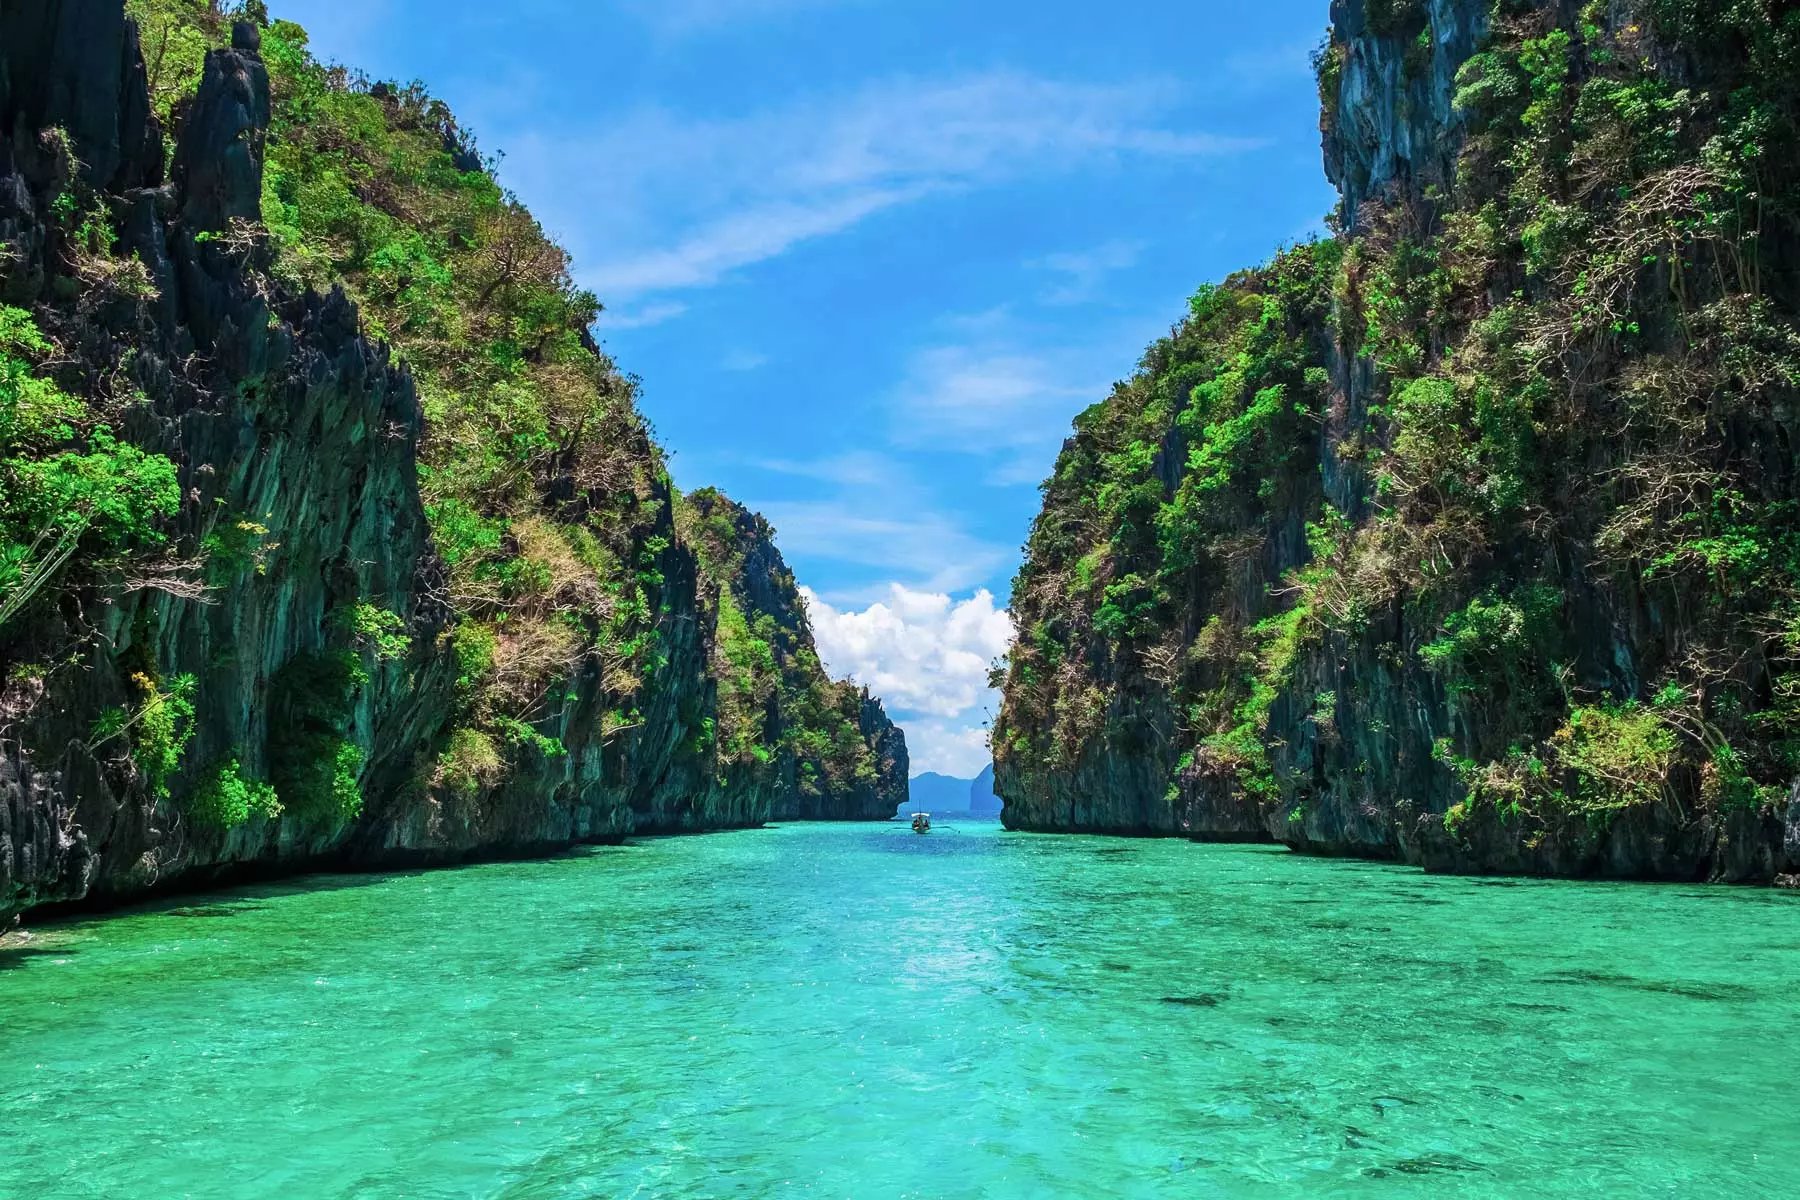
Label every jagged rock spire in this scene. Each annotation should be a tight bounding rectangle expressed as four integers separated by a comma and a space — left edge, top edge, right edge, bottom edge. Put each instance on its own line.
172, 21, 271, 232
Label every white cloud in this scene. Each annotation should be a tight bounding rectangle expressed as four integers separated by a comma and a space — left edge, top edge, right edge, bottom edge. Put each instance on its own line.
895, 347, 1096, 440
722, 350, 771, 372
738, 452, 1012, 594
803, 585, 1014, 717
1222, 39, 1321, 89
803, 585, 1015, 777
587, 186, 930, 297
888, 345, 1106, 486
499, 71, 1254, 304
764, 503, 1009, 596
752, 450, 894, 489
1033, 239, 1146, 306
595, 300, 689, 330
883, 298, 1197, 490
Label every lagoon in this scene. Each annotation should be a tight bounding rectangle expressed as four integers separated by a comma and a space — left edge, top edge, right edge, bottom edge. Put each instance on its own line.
5, 821, 1799, 1197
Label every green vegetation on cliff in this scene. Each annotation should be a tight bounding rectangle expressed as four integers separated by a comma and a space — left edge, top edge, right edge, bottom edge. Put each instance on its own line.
996, 0, 1800, 878
0, 0, 903, 915
1002, 242, 1339, 804
131, 3, 676, 806
678, 489, 890, 803
1, 303, 181, 630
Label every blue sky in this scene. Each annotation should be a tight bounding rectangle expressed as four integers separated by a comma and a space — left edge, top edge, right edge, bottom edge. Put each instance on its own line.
274, 0, 1338, 776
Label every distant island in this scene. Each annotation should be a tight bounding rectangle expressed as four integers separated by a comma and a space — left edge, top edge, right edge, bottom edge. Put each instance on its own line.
897, 769, 1002, 819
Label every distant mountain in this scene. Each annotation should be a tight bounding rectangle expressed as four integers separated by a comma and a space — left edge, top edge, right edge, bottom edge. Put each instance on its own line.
898, 773, 972, 815
894, 771, 1004, 819
969, 766, 1001, 816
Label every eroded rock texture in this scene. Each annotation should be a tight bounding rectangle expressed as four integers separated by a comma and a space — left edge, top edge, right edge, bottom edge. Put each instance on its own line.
0, 4, 905, 921
995, 0, 1800, 883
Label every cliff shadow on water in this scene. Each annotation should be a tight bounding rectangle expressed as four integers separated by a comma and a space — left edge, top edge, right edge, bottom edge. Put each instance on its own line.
0, 0, 906, 924
994, 0, 1800, 885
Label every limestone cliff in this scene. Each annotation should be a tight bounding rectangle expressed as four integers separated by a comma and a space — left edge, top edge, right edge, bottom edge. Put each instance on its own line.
996, 0, 1800, 883
681, 488, 908, 824
0, 2, 905, 922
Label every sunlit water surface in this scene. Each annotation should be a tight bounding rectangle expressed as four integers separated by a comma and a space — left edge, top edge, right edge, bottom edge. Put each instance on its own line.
5, 821, 1800, 1197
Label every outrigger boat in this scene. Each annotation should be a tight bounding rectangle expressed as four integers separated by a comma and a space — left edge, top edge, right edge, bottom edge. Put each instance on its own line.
912, 812, 931, 834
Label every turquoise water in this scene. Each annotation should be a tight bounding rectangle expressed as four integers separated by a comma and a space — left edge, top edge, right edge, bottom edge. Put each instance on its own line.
5, 822, 1800, 1198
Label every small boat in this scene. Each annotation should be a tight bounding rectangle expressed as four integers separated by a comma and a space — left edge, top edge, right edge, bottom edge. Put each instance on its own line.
912, 812, 931, 834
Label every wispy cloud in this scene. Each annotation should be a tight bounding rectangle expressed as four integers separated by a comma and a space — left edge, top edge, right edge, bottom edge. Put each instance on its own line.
1033, 239, 1146, 306
733, 451, 1013, 594
722, 350, 770, 372
888, 344, 1107, 486
588, 187, 930, 297
616, 0, 861, 35
595, 300, 689, 330
752, 450, 895, 489
499, 71, 1256, 305
762, 502, 1010, 597
1222, 39, 1322, 89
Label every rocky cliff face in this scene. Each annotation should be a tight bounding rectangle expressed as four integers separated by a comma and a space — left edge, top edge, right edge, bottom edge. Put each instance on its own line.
0, 4, 904, 923
996, 0, 1800, 883
1321, 0, 1491, 227
682, 489, 908, 824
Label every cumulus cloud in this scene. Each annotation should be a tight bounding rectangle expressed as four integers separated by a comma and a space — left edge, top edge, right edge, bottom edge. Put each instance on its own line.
803, 585, 1014, 717
802, 585, 1015, 777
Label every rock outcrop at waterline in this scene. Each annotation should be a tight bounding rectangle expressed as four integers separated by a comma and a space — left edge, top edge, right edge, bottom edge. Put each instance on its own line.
995, 0, 1800, 883
0, 3, 905, 922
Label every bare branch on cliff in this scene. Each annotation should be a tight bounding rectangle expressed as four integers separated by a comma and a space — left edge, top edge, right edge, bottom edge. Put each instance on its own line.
120, 560, 219, 606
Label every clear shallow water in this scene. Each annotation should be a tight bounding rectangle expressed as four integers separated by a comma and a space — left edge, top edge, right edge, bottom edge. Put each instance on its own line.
4, 823, 1800, 1198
